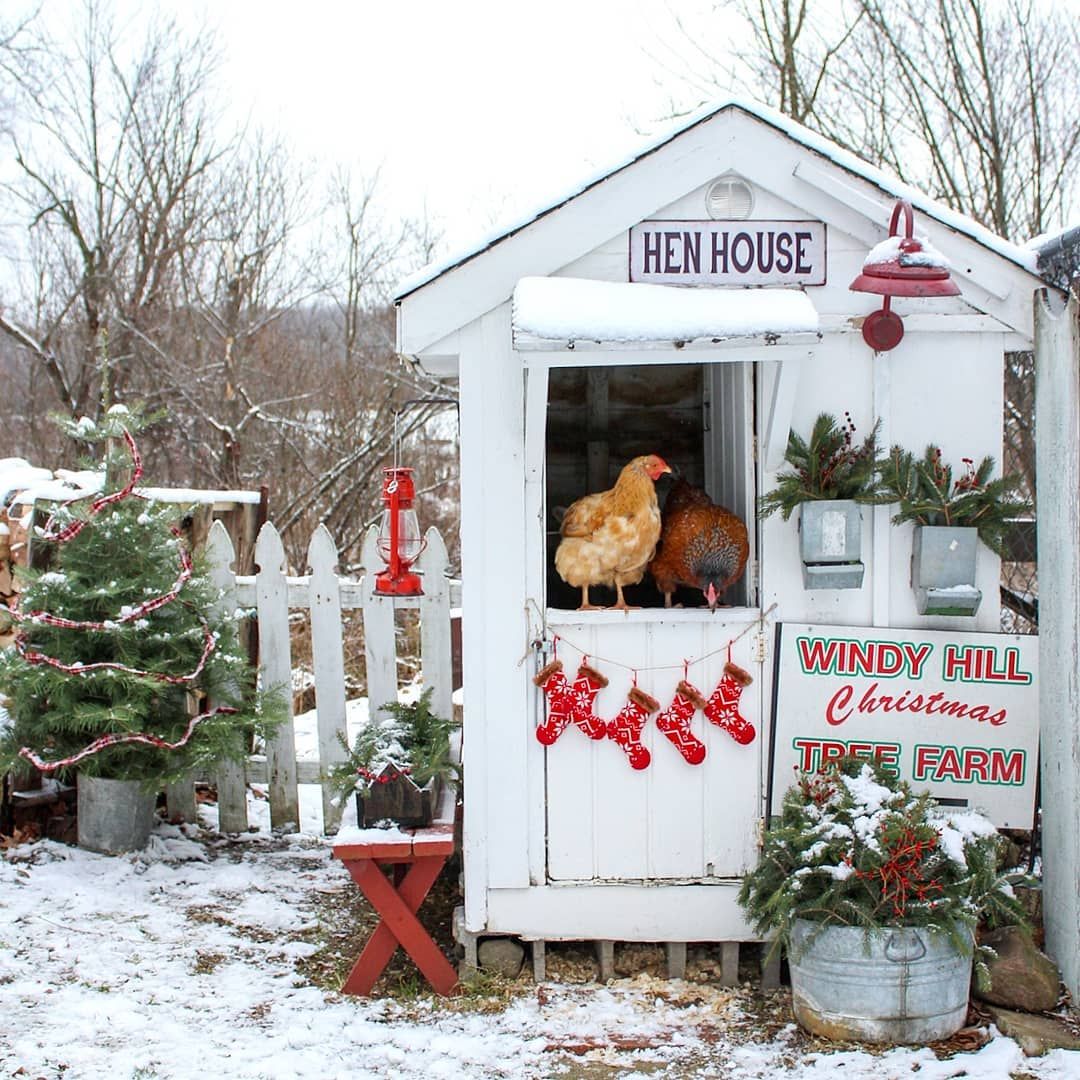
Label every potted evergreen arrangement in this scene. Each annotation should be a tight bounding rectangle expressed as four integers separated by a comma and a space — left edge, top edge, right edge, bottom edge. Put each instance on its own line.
758, 412, 883, 589
0, 408, 282, 854
878, 445, 1030, 615
738, 755, 1027, 1044
328, 687, 459, 829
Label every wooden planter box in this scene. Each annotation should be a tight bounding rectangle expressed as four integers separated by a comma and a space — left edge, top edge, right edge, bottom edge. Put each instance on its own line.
355, 762, 442, 829
911, 525, 982, 616
799, 500, 864, 590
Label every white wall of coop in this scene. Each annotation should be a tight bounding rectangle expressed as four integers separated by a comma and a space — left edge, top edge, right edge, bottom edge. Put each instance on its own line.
757, 331, 1006, 637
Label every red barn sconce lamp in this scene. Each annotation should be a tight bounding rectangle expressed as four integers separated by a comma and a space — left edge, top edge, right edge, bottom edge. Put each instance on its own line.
850, 199, 960, 351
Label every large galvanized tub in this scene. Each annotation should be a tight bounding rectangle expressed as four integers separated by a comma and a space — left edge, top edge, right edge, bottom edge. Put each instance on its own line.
77, 774, 157, 854
788, 920, 972, 1044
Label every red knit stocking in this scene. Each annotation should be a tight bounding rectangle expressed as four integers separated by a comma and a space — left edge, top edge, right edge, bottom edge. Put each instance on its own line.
533, 660, 609, 745
567, 662, 608, 740
607, 687, 659, 770
704, 662, 756, 745
656, 680, 708, 765
533, 660, 575, 745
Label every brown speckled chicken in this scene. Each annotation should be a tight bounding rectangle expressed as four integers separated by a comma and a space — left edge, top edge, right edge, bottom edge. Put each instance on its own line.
649, 474, 749, 609
555, 454, 672, 610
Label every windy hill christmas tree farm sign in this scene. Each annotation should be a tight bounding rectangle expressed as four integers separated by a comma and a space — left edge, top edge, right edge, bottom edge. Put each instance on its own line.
0, 407, 281, 853
769, 624, 1038, 828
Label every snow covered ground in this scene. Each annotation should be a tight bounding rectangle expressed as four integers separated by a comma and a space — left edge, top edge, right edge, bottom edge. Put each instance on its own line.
2, 796, 1079, 1080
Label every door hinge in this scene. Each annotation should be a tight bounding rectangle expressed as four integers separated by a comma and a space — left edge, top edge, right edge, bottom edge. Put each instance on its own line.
752, 630, 768, 664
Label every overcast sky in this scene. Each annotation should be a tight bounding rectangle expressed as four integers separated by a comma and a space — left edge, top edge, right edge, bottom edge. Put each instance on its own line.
181, 0, 714, 256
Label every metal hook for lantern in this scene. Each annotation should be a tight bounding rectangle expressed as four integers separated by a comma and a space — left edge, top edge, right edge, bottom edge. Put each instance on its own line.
391, 397, 459, 467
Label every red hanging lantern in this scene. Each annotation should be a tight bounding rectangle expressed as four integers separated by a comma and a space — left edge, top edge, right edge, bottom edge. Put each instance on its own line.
850, 199, 961, 352
374, 466, 425, 596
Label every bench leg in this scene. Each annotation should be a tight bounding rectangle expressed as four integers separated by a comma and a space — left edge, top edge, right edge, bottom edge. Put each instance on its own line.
341, 857, 458, 996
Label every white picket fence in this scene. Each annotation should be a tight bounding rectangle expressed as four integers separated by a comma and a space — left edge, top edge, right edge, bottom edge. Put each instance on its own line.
165, 519, 460, 835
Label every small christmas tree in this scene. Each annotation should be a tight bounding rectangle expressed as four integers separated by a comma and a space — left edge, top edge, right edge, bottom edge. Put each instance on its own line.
0, 407, 280, 787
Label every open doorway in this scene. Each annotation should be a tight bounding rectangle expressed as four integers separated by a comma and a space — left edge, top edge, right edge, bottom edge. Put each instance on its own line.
544, 360, 756, 611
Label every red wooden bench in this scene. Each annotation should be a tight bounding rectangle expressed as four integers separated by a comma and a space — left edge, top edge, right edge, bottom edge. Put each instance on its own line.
331, 781, 459, 996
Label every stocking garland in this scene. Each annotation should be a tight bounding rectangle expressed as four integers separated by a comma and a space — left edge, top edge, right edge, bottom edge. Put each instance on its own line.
534, 637, 758, 768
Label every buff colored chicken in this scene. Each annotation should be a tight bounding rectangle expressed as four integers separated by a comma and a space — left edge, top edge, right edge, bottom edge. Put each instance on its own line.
555, 454, 672, 610
648, 473, 749, 609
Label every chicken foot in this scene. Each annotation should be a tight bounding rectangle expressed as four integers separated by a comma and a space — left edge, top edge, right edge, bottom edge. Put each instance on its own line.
577, 585, 604, 611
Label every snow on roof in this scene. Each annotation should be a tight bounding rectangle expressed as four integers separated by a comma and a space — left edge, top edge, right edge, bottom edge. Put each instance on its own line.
396, 97, 1041, 301
0, 457, 261, 509
512, 276, 819, 343
0, 459, 55, 504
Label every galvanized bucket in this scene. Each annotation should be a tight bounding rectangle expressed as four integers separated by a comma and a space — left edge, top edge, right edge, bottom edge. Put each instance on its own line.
788, 919, 972, 1044
77, 774, 158, 854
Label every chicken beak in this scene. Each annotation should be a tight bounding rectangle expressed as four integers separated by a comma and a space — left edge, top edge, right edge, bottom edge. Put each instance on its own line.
705, 582, 719, 610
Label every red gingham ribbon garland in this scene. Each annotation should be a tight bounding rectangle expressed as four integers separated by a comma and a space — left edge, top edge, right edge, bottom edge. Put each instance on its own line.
38, 430, 145, 544
14, 426, 237, 774
15, 611, 217, 685
13, 527, 194, 631
19, 705, 239, 772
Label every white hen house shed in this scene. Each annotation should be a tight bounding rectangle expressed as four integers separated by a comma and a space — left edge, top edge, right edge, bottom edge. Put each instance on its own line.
395, 100, 1043, 954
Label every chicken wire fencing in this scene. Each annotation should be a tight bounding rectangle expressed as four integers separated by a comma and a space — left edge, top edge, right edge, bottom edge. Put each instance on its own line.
1001, 350, 1037, 636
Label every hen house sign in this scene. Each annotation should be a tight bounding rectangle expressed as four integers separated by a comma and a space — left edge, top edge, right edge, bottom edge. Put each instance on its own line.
629, 220, 827, 286
770, 624, 1039, 828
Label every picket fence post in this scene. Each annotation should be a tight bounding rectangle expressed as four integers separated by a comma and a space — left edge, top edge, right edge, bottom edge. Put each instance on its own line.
254, 522, 300, 832
308, 524, 349, 833
359, 525, 398, 723
206, 520, 251, 832
418, 527, 453, 725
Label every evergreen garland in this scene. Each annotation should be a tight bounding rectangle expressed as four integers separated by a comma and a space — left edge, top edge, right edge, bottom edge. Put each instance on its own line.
878, 445, 1031, 555
0, 408, 282, 786
738, 757, 1028, 967
758, 412, 884, 521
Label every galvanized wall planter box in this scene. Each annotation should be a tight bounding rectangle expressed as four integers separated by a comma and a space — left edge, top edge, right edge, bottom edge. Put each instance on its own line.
355, 763, 441, 828
911, 525, 982, 616
799, 500, 864, 590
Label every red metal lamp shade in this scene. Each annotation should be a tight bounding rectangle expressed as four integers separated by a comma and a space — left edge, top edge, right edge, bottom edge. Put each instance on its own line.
374, 466, 425, 596
850, 199, 961, 351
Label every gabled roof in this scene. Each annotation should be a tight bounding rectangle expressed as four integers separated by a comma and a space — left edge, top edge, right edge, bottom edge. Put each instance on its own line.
396, 98, 1048, 357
